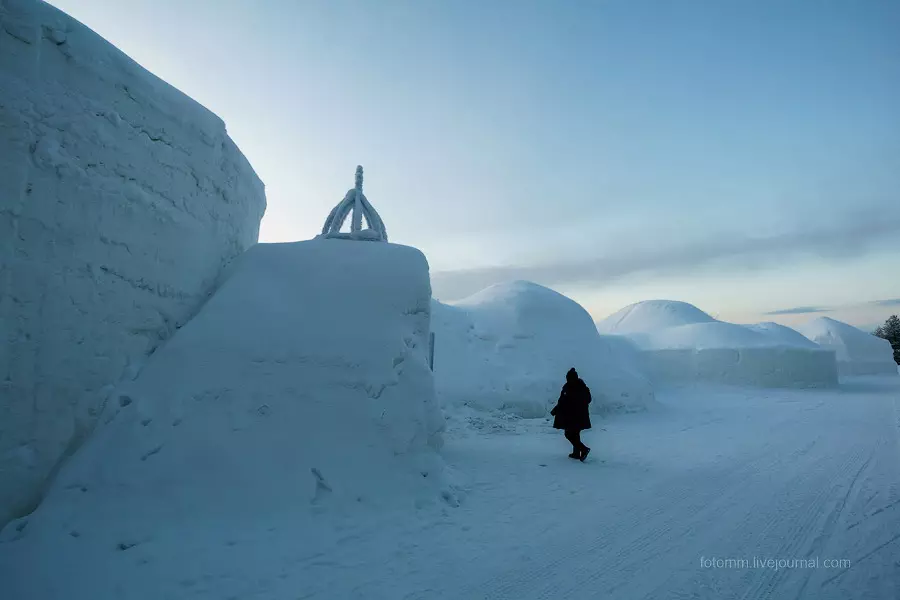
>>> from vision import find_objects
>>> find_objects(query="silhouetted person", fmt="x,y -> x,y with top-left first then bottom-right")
550,368 -> 592,461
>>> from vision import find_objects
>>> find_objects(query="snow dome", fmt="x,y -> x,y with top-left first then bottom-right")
795,317 -> 898,376
597,300 -> 838,388
319,166 -> 388,241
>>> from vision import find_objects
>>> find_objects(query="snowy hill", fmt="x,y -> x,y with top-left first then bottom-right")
597,300 -> 838,387
0,0 -> 266,526
795,317 -> 898,376
0,239 -> 454,599
432,281 -> 655,417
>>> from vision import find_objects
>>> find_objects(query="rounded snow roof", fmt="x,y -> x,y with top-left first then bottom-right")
451,280 -> 596,339
596,300 -> 715,335
598,300 -> 825,351
795,317 -> 893,363
742,322 -> 821,349
633,321 -> 815,351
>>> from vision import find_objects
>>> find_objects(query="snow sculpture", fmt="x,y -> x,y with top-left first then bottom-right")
319,166 -> 389,241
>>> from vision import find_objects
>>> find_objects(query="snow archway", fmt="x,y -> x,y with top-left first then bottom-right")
319,166 -> 388,241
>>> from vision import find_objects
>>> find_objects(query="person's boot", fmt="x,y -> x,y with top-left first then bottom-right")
568,450 -> 580,459
580,446 -> 591,462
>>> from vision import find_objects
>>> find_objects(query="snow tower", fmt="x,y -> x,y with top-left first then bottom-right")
319,166 -> 388,241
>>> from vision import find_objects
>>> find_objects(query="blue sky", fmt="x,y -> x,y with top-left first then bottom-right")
49,0 -> 900,328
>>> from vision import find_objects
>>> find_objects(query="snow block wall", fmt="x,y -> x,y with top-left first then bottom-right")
641,347 -> 839,388
795,317 -> 898,377
597,301 -> 838,388
432,281 -> 655,417
0,0 -> 266,527
0,240 -> 449,599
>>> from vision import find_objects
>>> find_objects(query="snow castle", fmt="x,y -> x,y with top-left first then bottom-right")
319,166 -> 389,241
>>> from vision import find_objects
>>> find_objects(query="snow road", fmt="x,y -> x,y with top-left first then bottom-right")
299,377 -> 900,600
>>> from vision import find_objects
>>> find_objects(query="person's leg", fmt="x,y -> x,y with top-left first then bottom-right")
576,430 -> 591,461
564,430 -> 579,457
573,430 -> 586,452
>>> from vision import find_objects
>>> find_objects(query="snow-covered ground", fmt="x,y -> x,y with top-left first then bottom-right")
4,375 -> 899,599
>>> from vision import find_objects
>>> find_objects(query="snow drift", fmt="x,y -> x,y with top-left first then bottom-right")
0,0 -> 266,526
597,300 -> 838,388
432,281 -> 655,417
795,317 -> 898,376
0,239 -> 450,599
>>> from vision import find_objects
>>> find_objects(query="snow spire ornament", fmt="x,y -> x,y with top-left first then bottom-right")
319,165 -> 388,241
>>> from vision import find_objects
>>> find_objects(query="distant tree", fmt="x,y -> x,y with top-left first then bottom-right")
873,314 -> 900,365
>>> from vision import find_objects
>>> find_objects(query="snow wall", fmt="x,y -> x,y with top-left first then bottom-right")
0,240 -> 450,599
795,317 -> 898,376
432,281 -> 655,418
597,301 -> 838,388
0,0 -> 267,527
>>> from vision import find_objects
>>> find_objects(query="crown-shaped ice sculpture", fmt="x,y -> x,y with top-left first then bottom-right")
319,166 -> 388,241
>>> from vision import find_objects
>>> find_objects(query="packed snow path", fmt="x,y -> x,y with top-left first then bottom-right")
3,378 -> 899,599
299,378 -> 900,599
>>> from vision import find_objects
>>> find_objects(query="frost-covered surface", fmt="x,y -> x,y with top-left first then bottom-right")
432,281 -> 655,417
319,165 -> 388,242
5,374 -> 899,599
795,317 -> 898,376
0,0 -> 266,525
0,239 -> 452,599
597,300 -> 838,388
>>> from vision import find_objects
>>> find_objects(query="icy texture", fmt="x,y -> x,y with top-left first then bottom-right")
0,0 -> 266,526
320,166 -> 388,241
796,317 -> 898,376
432,281 -> 655,417
0,239 -> 449,599
598,301 -> 838,388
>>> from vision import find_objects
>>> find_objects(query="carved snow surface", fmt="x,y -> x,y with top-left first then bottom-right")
0,0 -> 265,527
319,166 -> 388,242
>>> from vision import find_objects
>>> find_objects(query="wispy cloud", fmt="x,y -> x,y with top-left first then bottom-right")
874,298 -> 900,307
431,213 -> 900,300
764,306 -> 830,315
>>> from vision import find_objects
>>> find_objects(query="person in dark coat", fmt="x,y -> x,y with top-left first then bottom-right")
550,367 -> 592,461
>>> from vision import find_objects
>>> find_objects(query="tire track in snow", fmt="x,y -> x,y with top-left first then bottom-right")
788,444 -> 878,600
737,444 -> 869,600
461,414 -> 814,600
633,436 -> 846,600
456,390 -> 899,600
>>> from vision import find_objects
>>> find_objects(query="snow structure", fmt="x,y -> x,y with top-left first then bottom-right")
318,165 -> 388,241
795,317 -> 898,376
597,300 -> 838,388
0,239 -> 451,599
0,0 -> 267,527
432,281 -> 655,418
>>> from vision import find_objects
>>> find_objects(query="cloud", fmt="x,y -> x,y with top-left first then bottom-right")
431,213 -> 900,300
874,298 -> 900,307
764,306 -> 830,315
